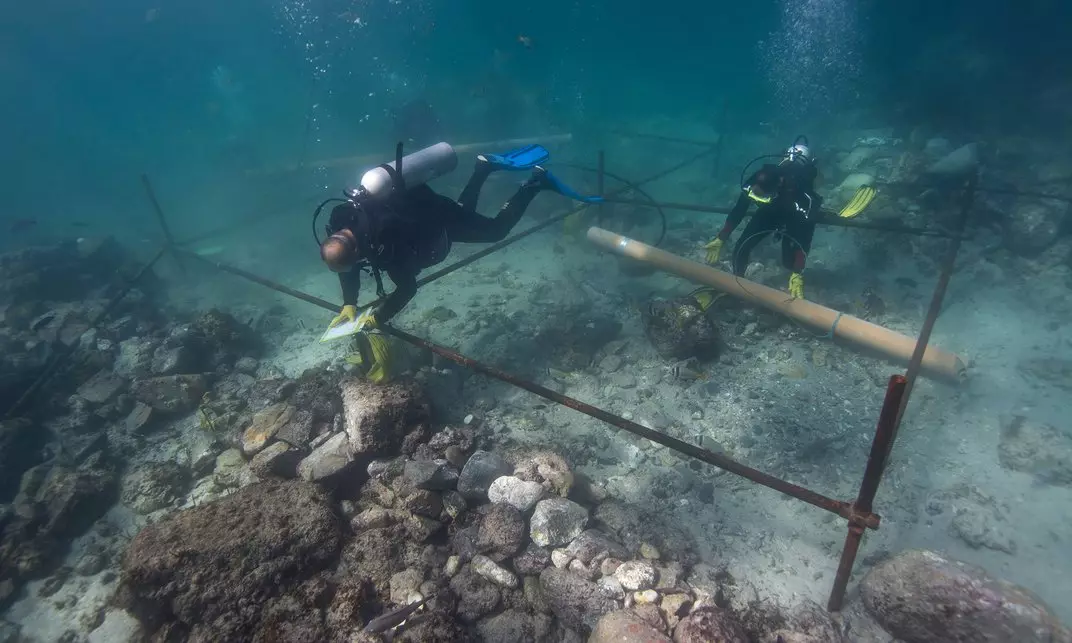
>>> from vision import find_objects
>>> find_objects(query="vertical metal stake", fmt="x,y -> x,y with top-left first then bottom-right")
140,174 -> 186,275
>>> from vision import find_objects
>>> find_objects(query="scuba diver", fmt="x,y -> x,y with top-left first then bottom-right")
703,136 -> 876,300
318,141 -> 598,383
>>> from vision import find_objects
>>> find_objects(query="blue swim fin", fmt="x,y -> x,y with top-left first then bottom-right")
542,169 -> 605,204
482,144 -> 550,171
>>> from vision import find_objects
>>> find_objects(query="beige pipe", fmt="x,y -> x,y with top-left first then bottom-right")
586,227 -> 967,383
245,133 -> 573,177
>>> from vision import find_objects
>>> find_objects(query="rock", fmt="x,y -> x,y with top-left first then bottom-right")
234,357 -> 259,375
514,544 -> 552,575
0,620 -> 20,643
597,576 -> 625,600
450,565 -> 502,623
837,172 -> 875,195
457,450 -> 512,503
130,375 -> 208,414
249,441 -> 302,479
615,560 -> 657,591
389,569 -> 423,604
275,409 -> 315,448
552,549 -> 573,569
590,610 -> 672,643
539,568 -> 620,633
672,607 -> 748,643
296,432 -> 354,483
123,402 -> 156,434
0,419 -> 46,503
601,558 -> 623,576
87,609 -> 143,643
403,460 -> 460,491
240,403 -> 295,456
642,297 -> 719,361
599,354 -> 623,373
401,489 -> 443,518
838,146 -> 875,172
633,589 -> 659,604
120,462 -> 190,514
190,309 -> 262,369
950,502 -> 1016,554
117,480 -> 341,640
926,142 -> 979,177
471,554 -> 519,589
861,549 -> 1071,643
476,503 -> 526,562
77,370 -> 127,405
531,498 -> 588,547
660,594 -> 691,630
566,529 -> 629,566
570,558 -> 598,580
639,543 -> 661,560
477,609 -> 538,643
1005,199 -> 1068,256
513,451 -> 574,497
998,415 -> 1072,485
150,345 -> 195,376
213,448 -> 249,488
442,490 -> 467,522
340,379 -> 429,457
488,475 -> 545,512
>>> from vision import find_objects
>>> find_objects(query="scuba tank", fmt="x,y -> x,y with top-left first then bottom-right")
357,141 -> 458,200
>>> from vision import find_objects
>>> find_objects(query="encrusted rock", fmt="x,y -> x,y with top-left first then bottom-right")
477,609 -> 540,643
539,568 -> 619,633
566,529 -> 629,566
123,402 -> 155,434
861,549 -> 1071,643
642,296 -> 719,361
249,441 -> 302,479
450,566 -> 501,623
77,369 -> 127,405
130,375 -> 208,414
512,451 -> 574,497
401,489 -> 443,519
998,415 -> 1072,486
672,607 -> 748,643
403,460 -> 460,491
530,498 -> 588,547
457,450 -> 511,503
615,560 -> 657,591
488,475 -> 545,512
120,461 -> 190,514
389,569 -> 423,604
471,554 -> 519,589
340,379 -> 429,457
476,503 -> 526,562
296,432 -> 354,482
213,448 -> 249,488
240,403 -> 295,456
514,544 -> 552,576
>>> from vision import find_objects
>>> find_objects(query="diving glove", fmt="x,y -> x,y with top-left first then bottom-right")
703,238 -> 724,265
789,272 -> 805,299
355,308 -> 379,332
330,305 -> 357,328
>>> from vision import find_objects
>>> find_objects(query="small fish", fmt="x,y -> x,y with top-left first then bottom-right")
672,364 -> 708,382
8,218 -> 37,233
547,367 -> 574,382
363,593 -> 436,633
517,34 -> 534,49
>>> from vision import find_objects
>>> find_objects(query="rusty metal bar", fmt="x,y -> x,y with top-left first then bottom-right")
185,252 -> 879,529
4,247 -> 168,419
827,374 -> 907,610
602,196 -> 966,240
140,175 -> 186,274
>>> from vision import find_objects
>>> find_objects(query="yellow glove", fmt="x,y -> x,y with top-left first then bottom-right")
330,305 -> 357,328
356,308 -> 379,332
703,238 -> 724,265
789,272 -> 804,299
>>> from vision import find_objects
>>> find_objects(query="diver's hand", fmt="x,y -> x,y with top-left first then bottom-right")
330,305 -> 357,328
703,238 -> 724,265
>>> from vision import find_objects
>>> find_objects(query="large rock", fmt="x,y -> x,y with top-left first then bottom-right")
531,498 -> 588,547
76,369 -> 128,405
591,610 -> 672,643
1004,199 -> 1068,256
642,296 -> 719,361
117,479 -> 342,640
926,143 -> 979,177
476,503 -> 526,562
130,374 -> 208,413
340,379 -> 429,457
240,402 -> 295,456
488,475 -> 545,512
457,450 -> 512,503
860,549 -> 1072,643
539,568 -> 619,633
672,607 -> 748,643
296,432 -> 354,482
120,461 -> 190,514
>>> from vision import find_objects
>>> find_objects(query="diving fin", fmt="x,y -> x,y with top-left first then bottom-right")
838,185 -> 877,219
482,144 -> 550,171
688,287 -> 724,312
542,169 -> 605,204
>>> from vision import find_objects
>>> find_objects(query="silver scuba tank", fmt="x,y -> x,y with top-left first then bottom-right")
358,142 -> 458,199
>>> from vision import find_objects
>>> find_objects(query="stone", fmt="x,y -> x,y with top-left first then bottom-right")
1005,200 -> 1068,256
457,450 -> 511,503
296,432 -> 354,482
639,543 -> 661,560
601,558 -> 623,576
340,379 -> 429,457
926,142 -> 979,177
539,568 -> 619,633
633,589 -> 659,604
275,409 -> 315,448
672,607 -> 748,643
87,609 -> 143,643
488,475 -> 545,512
240,402 -> 294,456
514,544 -> 552,575
471,554 -> 519,589
130,375 -> 208,414
998,415 -> 1072,485
551,549 -> 573,568
615,560 -> 657,591
445,556 -> 461,577
642,297 -> 719,361
117,480 -> 341,641
442,490 -> 467,522
476,503 -> 526,562
836,172 -> 875,195
660,593 -> 691,630
120,462 -> 190,514
123,403 -> 155,434
0,419 -> 46,503
861,549 -> 1071,643
597,576 -> 625,600
590,610 -> 672,643
77,370 -> 127,404
403,460 -> 460,491
566,529 -> 629,566
249,441 -> 302,479
530,498 -> 588,547
477,609 -> 538,643
389,569 -> 423,604
150,345 -> 195,376
234,357 -> 259,375
351,507 -> 392,531
213,448 -> 248,488
401,489 -> 443,519
450,566 -> 502,623
950,502 -> 1016,554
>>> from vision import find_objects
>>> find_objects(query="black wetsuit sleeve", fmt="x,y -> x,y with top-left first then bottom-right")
719,189 -> 753,240
339,270 -> 361,306
375,266 -> 418,324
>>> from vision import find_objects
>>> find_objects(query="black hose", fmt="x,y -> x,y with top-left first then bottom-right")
556,163 -> 668,247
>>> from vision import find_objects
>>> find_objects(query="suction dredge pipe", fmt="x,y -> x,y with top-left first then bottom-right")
586,227 -> 967,383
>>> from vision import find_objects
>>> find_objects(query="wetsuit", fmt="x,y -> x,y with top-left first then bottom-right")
717,162 -> 822,276
327,166 -> 540,323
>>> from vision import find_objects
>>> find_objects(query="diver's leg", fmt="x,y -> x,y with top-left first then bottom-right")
447,179 -> 543,243
457,160 -> 495,210
732,213 -> 775,276
781,218 -> 816,272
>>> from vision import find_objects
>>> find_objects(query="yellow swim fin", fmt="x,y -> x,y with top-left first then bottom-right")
838,185 -> 877,219
688,287 -> 724,312
364,333 -> 393,384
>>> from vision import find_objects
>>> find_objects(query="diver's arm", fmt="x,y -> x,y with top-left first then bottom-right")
339,270 -> 361,306
718,190 -> 752,241
375,266 -> 418,324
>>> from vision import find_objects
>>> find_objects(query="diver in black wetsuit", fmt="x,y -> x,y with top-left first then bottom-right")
703,138 -> 823,299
